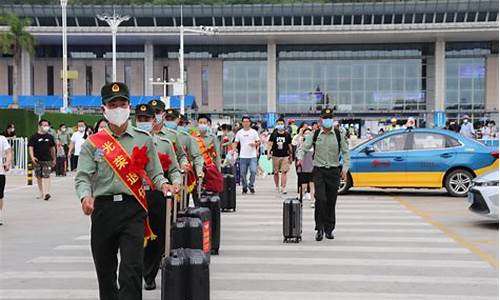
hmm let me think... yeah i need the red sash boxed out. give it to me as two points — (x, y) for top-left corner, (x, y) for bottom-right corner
(88, 129), (156, 246)
(192, 134), (223, 193)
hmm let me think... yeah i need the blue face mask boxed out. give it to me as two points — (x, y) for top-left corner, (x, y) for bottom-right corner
(164, 121), (177, 130)
(276, 124), (285, 131)
(322, 118), (334, 129)
(198, 124), (208, 133)
(136, 121), (153, 132)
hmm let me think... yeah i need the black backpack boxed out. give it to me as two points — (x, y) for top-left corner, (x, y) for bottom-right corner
(312, 128), (342, 159)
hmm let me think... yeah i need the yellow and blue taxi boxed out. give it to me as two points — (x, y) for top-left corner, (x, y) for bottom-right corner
(340, 128), (499, 197)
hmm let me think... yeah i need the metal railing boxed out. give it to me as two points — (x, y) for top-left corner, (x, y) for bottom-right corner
(6, 137), (29, 175)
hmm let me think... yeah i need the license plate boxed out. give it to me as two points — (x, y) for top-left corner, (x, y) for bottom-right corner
(467, 192), (475, 204)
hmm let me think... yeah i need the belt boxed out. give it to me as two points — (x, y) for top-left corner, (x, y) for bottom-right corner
(96, 194), (135, 202)
(314, 166), (339, 170)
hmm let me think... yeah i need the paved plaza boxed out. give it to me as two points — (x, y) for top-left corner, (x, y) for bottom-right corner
(0, 172), (498, 299)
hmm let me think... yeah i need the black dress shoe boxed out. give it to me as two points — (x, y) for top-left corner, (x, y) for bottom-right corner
(249, 188), (255, 194)
(315, 230), (324, 241)
(325, 232), (335, 240)
(144, 280), (156, 290)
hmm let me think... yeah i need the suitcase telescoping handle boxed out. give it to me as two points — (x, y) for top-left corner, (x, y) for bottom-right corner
(164, 192), (174, 256)
(180, 170), (187, 211)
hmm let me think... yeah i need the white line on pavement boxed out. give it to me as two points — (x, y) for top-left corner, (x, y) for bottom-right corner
(211, 256), (491, 269)
(219, 245), (469, 254)
(211, 272), (498, 285)
(211, 290), (498, 300)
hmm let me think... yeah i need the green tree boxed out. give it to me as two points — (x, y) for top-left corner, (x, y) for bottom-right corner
(0, 14), (36, 108)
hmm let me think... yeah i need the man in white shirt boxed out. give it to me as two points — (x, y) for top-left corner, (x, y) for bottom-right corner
(69, 121), (87, 171)
(0, 134), (12, 225)
(459, 115), (476, 139)
(234, 116), (260, 194)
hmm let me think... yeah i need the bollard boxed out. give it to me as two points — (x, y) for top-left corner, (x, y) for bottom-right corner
(27, 162), (33, 186)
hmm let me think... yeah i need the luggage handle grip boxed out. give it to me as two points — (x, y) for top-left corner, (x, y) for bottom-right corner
(164, 192), (174, 256)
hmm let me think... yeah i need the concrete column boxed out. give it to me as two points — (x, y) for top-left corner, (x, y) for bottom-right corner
(144, 43), (154, 96)
(434, 40), (445, 112)
(485, 55), (499, 112)
(21, 48), (32, 95)
(267, 41), (277, 113)
(430, 40), (446, 127)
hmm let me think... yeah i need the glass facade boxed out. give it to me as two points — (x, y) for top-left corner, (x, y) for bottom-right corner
(223, 61), (267, 113)
(445, 57), (485, 111)
(278, 59), (424, 113)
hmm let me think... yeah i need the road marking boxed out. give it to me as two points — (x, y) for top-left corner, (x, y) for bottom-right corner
(392, 195), (500, 269)
(0, 271), (96, 279)
(473, 239), (499, 245)
(211, 256), (491, 268)
(220, 221), (432, 227)
(232, 209), (411, 214)
(219, 236), (454, 243)
(211, 272), (498, 285)
(222, 215), (420, 220)
(222, 228), (443, 233)
(218, 245), (468, 254)
(211, 290), (499, 300)
(4, 177), (70, 193)
(28, 256), (92, 264)
(0, 289), (98, 299)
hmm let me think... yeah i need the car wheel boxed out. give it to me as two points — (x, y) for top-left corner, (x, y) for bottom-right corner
(338, 172), (352, 195)
(444, 169), (474, 197)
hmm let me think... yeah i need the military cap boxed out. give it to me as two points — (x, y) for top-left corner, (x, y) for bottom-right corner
(165, 108), (180, 118)
(148, 99), (166, 112)
(320, 107), (333, 118)
(101, 82), (129, 104)
(135, 103), (154, 117)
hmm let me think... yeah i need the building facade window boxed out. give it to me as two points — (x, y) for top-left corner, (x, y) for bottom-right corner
(85, 65), (93, 96)
(445, 57), (485, 111)
(47, 65), (54, 96)
(201, 65), (209, 106)
(278, 58), (424, 113)
(223, 61), (267, 113)
(7, 65), (13, 96)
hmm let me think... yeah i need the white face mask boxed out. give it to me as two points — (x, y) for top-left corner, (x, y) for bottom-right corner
(41, 126), (50, 133)
(155, 114), (164, 124)
(78, 126), (85, 133)
(104, 107), (130, 126)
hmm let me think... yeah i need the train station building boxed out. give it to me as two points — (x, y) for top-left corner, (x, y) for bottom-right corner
(0, 0), (498, 127)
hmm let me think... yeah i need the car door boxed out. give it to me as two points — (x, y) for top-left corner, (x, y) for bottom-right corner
(353, 132), (410, 187)
(405, 132), (459, 188)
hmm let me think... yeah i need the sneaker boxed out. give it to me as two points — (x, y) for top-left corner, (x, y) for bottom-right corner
(242, 189), (248, 195)
(36, 194), (43, 199)
(276, 186), (281, 193)
(249, 188), (255, 194)
(304, 193), (311, 200)
(310, 201), (315, 208)
(44, 194), (51, 201)
(281, 188), (287, 195)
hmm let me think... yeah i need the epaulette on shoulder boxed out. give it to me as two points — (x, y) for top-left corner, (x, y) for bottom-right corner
(133, 127), (152, 136)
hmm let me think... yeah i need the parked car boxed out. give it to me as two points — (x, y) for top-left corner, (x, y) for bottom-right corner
(339, 128), (498, 197)
(468, 170), (499, 220)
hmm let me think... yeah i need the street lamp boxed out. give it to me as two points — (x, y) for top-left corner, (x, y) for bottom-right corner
(177, 6), (217, 115)
(149, 77), (177, 108)
(61, 0), (68, 112)
(97, 12), (130, 82)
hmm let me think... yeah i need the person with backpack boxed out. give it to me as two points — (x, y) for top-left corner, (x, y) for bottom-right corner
(296, 108), (350, 242)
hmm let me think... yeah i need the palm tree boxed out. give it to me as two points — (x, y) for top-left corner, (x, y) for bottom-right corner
(0, 14), (36, 108)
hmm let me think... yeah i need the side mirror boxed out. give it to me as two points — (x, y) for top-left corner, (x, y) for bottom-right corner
(364, 146), (375, 154)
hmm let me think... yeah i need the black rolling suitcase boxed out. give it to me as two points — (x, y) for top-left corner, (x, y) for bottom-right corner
(220, 167), (236, 212)
(199, 193), (221, 255)
(282, 187), (302, 243)
(161, 194), (211, 300)
(55, 157), (66, 176)
(178, 207), (212, 259)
